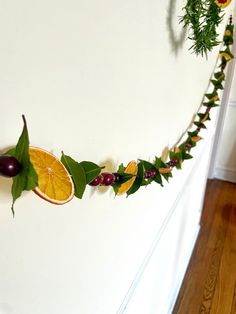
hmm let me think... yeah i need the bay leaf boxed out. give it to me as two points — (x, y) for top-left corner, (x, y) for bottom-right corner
(61, 152), (86, 199)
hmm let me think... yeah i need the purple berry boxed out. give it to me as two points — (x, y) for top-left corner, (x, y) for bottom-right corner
(0, 155), (22, 177)
(89, 174), (104, 186)
(113, 172), (121, 183)
(101, 172), (115, 186)
(186, 143), (192, 150)
(144, 170), (151, 179)
(167, 161), (174, 167)
(172, 157), (179, 165)
(150, 168), (157, 178)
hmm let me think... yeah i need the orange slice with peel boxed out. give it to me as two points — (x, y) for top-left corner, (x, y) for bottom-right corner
(117, 161), (138, 195)
(159, 167), (172, 174)
(29, 147), (74, 204)
(220, 52), (232, 61)
(215, 0), (231, 8)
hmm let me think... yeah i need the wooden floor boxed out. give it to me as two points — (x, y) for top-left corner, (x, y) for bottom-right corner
(173, 179), (236, 314)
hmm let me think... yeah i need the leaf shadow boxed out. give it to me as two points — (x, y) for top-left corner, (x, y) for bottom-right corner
(166, 0), (187, 55)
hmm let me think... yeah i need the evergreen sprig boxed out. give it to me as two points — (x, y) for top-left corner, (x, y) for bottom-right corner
(180, 0), (224, 57)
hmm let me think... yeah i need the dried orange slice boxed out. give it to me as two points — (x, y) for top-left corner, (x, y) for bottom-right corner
(29, 147), (74, 204)
(117, 161), (138, 195)
(215, 0), (231, 8)
(220, 51), (232, 61)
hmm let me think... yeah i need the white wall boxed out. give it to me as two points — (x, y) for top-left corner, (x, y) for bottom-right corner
(0, 1), (233, 313)
(214, 58), (236, 182)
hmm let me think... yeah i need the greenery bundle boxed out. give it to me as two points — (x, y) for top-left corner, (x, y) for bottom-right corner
(180, 0), (232, 56)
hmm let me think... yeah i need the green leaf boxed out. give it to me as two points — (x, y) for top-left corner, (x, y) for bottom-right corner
(198, 113), (211, 121)
(117, 163), (125, 173)
(154, 157), (171, 182)
(188, 131), (199, 137)
(138, 159), (154, 171)
(214, 71), (225, 81)
(210, 79), (223, 90)
(126, 162), (143, 196)
(61, 152), (86, 199)
(9, 115), (38, 216)
(80, 161), (103, 184)
(154, 157), (162, 169)
(153, 171), (162, 186)
(112, 184), (119, 195)
(182, 152), (193, 160)
(169, 151), (176, 160)
(194, 121), (207, 129)
(205, 91), (218, 100)
(24, 162), (38, 191)
(118, 173), (134, 184)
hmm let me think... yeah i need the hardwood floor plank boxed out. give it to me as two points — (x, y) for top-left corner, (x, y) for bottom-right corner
(210, 202), (236, 313)
(173, 180), (236, 314)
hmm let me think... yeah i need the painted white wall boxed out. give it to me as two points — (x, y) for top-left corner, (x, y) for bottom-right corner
(0, 1), (233, 313)
(214, 58), (236, 182)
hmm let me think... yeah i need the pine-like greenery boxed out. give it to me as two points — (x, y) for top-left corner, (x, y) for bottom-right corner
(180, 0), (224, 57)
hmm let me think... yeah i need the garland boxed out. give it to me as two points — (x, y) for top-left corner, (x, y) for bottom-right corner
(0, 19), (234, 215)
(180, 0), (232, 56)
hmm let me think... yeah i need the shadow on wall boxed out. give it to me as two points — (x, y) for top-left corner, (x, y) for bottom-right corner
(166, 0), (187, 55)
(227, 137), (236, 180)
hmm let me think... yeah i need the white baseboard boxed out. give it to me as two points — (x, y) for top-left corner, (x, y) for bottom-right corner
(229, 100), (236, 107)
(214, 166), (236, 183)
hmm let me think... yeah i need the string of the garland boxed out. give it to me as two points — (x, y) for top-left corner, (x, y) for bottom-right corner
(180, 0), (232, 57)
(0, 18), (234, 215)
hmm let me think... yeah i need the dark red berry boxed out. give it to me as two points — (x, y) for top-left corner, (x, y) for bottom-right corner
(172, 157), (179, 165)
(144, 170), (151, 179)
(206, 107), (211, 113)
(101, 172), (115, 186)
(186, 143), (192, 150)
(150, 168), (157, 178)
(89, 174), (104, 186)
(0, 155), (22, 177)
(113, 172), (121, 183)
(167, 161), (174, 167)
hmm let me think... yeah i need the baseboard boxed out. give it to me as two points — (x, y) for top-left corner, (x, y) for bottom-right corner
(214, 166), (236, 183)
(166, 225), (200, 314)
(229, 100), (236, 107)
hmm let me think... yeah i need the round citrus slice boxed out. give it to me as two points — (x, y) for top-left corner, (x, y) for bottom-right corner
(215, 0), (231, 8)
(29, 147), (74, 205)
(117, 161), (138, 195)
(220, 51), (232, 61)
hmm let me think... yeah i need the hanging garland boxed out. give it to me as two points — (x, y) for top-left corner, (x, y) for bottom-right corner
(0, 19), (234, 216)
(180, 0), (232, 56)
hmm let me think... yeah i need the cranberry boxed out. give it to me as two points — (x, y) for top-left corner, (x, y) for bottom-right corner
(144, 170), (152, 179)
(113, 172), (121, 183)
(172, 157), (179, 165)
(0, 155), (22, 177)
(186, 143), (192, 150)
(89, 174), (104, 186)
(149, 168), (157, 178)
(101, 172), (115, 186)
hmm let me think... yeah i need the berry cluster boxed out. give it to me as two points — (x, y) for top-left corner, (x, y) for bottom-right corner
(143, 168), (157, 179)
(89, 172), (118, 186)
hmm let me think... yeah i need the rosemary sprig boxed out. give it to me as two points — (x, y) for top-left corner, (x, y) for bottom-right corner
(180, 0), (224, 57)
